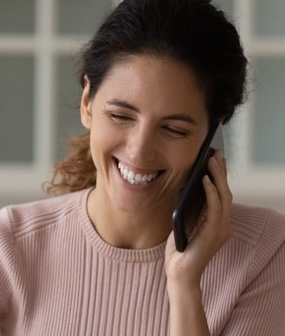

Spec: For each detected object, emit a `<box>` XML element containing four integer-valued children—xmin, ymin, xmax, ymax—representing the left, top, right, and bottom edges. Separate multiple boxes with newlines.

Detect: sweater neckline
<box><xmin>78</xmin><ymin>188</ymin><xmax>167</xmax><ymax>263</ymax></box>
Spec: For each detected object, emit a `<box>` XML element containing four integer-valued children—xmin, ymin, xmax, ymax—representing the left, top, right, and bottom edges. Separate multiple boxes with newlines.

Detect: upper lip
<box><xmin>115</xmin><ymin>158</ymin><xmax>162</xmax><ymax>175</ymax></box>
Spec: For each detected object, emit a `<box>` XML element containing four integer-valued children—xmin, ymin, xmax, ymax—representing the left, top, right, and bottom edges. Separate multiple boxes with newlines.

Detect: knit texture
<box><xmin>0</xmin><ymin>189</ymin><xmax>284</xmax><ymax>335</ymax></box>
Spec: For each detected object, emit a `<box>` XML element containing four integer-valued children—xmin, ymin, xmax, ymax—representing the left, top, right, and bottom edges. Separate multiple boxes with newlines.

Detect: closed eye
<box><xmin>108</xmin><ymin>112</ymin><xmax>134</xmax><ymax>122</ymax></box>
<box><xmin>162</xmin><ymin>126</ymin><xmax>189</xmax><ymax>138</ymax></box>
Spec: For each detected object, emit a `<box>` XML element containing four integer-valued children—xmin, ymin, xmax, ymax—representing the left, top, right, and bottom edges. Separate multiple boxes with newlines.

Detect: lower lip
<box><xmin>113</xmin><ymin>160</ymin><xmax>162</xmax><ymax>192</ymax></box>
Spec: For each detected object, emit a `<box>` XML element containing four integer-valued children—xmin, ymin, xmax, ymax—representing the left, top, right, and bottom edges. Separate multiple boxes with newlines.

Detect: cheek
<box><xmin>89</xmin><ymin>127</ymin><xmax>108</xmax><ymax>165</ymax></box>
<box><xmin>173</xmin><ymin>143</ymin><xmax>201</xmax><ymax>170</ymax></box>
<box><xmin>89</xmin><ymin>119</ymin><xmax>123</xmax><ymax>166</ymax></box>
<box><xmin>171</xmin><ymin>143</ymin><xmax>202</xmax><ymax>188</ymax></box>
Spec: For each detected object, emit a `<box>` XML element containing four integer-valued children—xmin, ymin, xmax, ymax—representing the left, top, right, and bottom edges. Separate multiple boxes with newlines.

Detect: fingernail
<box><xmin>204</xmin><ymin>175</ymin><xmax>211</xmax><ymax>183</ymax></box>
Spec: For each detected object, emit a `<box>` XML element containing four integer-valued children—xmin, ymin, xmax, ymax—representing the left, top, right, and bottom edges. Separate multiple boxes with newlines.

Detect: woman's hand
<box><xmin>165</xmin><ymin>150</ymin><xmax>232</xmax><ymax>336</ymax></box>
<box><xmin>165</xmin><ymin>150</ymin><xmax>232</xmax><ymax>286</ymax></box>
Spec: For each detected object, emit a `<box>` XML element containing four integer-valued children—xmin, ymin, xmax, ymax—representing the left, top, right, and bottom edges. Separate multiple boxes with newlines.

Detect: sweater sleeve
<box><xmin>0</xmin><ymin>207</ymin><xmax>16</xmax><ymax>324</ymax></box>
<box><xmin>221</xmin><ymin>209</ymin><xmax>285</xmax><ymax>336</ymax></box>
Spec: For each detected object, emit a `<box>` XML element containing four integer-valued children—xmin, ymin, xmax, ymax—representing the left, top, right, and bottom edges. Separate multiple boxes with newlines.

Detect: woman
<box><xmin>0</xmin><ymin>0</ymin><xmax>284</xmax><ymax>335</ymax></box>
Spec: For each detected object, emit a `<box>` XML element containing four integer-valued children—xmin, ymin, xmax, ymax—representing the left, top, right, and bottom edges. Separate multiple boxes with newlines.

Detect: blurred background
<box><xmin>0</xmin><ymin>0</ymin><xmax>284</xmax><ymax>214</ymax></box>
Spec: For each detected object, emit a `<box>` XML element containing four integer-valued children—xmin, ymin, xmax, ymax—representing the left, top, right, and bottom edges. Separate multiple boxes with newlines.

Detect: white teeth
<box><xmin>117</xmin><ymin>161</ymin><xmax>159</xmax><ymax>185</ymax></box>
<box><xmin>135</xmin><ymin>174</ymin><xmax>142</xmax><ymax>182</ymax></box>
<box><xmin>127</xmin><ymin>171</ymin><xmax>135</xmax><ymax>180</ymax></box>
<box><xmin>142</xmin><ymin>175</ymin><xmax>148</xmax><ymax>182</ymax></box>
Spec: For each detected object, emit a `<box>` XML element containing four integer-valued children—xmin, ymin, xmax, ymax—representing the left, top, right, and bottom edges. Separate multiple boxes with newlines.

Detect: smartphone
<box><xmin>172</xmin><ymin>121</ymin><xmax>224</xmax><ymax>252</ymax></box>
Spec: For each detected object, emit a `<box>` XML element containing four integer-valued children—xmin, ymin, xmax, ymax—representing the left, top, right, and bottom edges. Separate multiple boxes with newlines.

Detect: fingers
<box><xmin>222</xmin><ymin>157</ymin><xmax>227</xmax><ymax>176</ymax></box>
<box><xmin>200</xmin><ymin>150</ymin><xmax>232</xmax><ymax>241</ymax></box>
<box><xmin>207</xmin><ymin>150</ymin><xmax>232</xmax><ymax>210</ymax></box>
<box><xmin>201</xmin><ymin>174</ymin><xmax>222</xmax><ymax>226</ymax></box>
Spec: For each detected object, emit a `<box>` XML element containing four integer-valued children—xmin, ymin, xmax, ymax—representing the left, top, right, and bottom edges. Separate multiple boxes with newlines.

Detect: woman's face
<box><xmin>81</xmin><ymin>55</ymin><xmax>209</xmax><ymax>214</ymax></box>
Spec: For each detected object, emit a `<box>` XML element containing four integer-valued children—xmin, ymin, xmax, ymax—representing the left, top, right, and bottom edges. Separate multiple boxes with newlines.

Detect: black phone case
<box><xmin>172</xmin><ymin>122</ymin><xmax>223</xmax><ymax>252</ymax></box>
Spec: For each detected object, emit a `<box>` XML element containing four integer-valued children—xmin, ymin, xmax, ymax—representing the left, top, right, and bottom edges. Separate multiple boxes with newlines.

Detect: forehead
<box><xmin>94</xmin><ymin>54</ymin><xmax>208</xmax><ymax>121</ymax></box>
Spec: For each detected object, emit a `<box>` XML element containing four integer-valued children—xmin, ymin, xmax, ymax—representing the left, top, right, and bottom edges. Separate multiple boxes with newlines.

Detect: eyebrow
<box><xmin>106</xmin><ymin>98</ymin><xmax>140</xmax><ymax>112</ymax></box>
<box><xmin>106</xmin><ymin>98</ymin><xmax>197</xmax><ymax>125</ymax></box>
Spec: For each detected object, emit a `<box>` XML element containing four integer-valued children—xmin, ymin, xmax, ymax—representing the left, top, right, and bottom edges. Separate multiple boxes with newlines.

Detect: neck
<box><xmin>87</xmin><ymin>188</ymin><xmax>173</xmax><ymax>249</ymax></box>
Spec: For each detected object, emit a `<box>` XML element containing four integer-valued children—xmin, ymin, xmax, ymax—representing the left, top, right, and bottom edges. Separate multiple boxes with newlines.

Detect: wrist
<box><xmin>167</xmin><ymin>271</ymin><xmax>201</xmax><ymax>292</ymax></box>
<box><xmin>167</xmin><ymin>280</ymin><xmax>202</xmax><ymax>305</ymax></box>
<box><xmin>167</xmin><ymin>283</ymin><xmax>210</xmax><ymax>336</ymax></box>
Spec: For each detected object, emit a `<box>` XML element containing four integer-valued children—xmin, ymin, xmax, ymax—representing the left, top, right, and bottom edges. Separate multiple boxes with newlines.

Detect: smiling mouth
<box><xmin>117</xmin><ymin>160</ymin><xmax>164</xmax><ymax>185</ymax></box>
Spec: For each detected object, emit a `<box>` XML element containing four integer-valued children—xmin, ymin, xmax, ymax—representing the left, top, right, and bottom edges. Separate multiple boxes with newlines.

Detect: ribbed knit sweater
<box><xmin>0</xmin><ymin>188</ymin><xmax>285</xmax><ymax>336</ymax></box>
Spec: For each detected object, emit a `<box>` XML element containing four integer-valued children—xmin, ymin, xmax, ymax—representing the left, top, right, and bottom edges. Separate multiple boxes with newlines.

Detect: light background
<box><xmin>0</xmin><ymin>0</ymin><xmax>284</xmax><ymax>214</ymax></box>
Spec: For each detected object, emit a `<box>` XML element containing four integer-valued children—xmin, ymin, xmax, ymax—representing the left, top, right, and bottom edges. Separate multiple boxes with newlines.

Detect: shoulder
<box><xmin>229</xmin><ymin>203</ymin><xmax>285</xmax><ymax>271</ymax></box>
<box><xmin>0</xmin><ymin>189</ymin><xmax>90</xmax><ymax>241</ymax></box>
<box><xmin>207</xmin><ymin>204</ymin><xmax>285</xmax><ymax>336</ymax></box>
<box><xmin>203</xmin><ymin>204</ymin><xmax>285</xmax><ymax>299</ymax></box>
<box><xmin>230</xmin><ymin>203</ymin><xmax>285</xmax><ymax>245</ymax></box>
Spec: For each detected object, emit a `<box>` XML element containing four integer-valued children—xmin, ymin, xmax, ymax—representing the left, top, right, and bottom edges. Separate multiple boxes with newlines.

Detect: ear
<box><xmin>80</xmin><ymin>75</ymin><xmax>92</xmax><ymax>129</ymax></box>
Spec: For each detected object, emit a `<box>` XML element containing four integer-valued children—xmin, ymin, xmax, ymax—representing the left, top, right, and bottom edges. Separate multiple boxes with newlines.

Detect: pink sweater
<box><xmin>0</xmin><ymin>189</ymin><xmax>284</xmax><ymax>336</ymax></box>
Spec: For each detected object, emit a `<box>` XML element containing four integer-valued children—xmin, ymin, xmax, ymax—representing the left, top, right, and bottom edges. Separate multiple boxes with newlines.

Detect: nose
<box><xmin>125</xmin><ymin>125</ymin><xmax>157</xmax><ymax>165</ymax></box>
